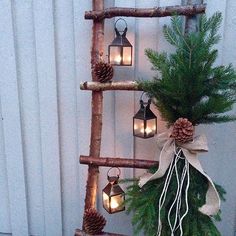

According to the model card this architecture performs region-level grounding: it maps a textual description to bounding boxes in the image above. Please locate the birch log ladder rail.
[75,1,206,235]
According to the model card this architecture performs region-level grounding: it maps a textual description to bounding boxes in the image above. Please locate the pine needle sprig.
[139,12,236,126]
[124,161,226,236]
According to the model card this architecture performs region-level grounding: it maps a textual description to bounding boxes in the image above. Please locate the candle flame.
[140,127,153,135]
[110,199,119,209]
[115,55,122,64]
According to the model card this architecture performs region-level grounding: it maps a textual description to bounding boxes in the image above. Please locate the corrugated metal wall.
[0,0,235,236]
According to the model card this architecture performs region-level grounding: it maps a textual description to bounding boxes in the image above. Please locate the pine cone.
[93,61,114,83]
[83,208,106,235]
[171,118,194,143]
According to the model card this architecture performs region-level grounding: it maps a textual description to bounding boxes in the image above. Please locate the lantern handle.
[140,92,151,105]
[140,91,145,101]
[107,167,121,179]
[114,18,128,34]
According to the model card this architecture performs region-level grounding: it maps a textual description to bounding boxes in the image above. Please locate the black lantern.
[108,18,132,66]
[133,99,157,138]
[102,167,125,214]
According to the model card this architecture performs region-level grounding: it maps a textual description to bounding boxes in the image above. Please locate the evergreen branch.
[163,25,179,46]
[125,161,226,235]
[138,12,236,126]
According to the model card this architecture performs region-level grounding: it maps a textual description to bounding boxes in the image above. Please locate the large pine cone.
[171,118,194,143]
[93,61,114,83]
[83,208,106,235]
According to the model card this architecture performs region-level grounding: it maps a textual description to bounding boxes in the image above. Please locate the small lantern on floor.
[102,167,125,214]
[133,98,157,139]
[108,18,132,66]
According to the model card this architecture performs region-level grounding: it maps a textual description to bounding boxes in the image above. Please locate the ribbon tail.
[139,138,175,188]
[182,149,220,216]
[199,182,220,216]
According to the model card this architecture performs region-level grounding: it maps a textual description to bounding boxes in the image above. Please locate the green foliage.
[124,159,226,236]
[139,12,236,126]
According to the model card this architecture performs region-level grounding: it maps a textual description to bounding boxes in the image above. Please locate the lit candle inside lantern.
[102,173,125,214]
[103,193,121,210]
[133,99,157,138]
[115,55,122,64]
[140,127,153,135]
[110,198,119,209]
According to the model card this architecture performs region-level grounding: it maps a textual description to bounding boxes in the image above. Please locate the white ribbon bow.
[139,131,220,217]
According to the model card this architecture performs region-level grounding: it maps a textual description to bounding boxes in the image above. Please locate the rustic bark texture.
[75,229,127,236]
[80,81,142,91]
[85,4,206,21]
[80,0,205,234]
[182,0,203,33]
[83,0,104,228]
[80,156,158,169]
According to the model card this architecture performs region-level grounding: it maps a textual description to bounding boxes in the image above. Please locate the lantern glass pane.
[122,47,132,65]
[110,194,125,213]
[102,192,110,212]
[146,119,157,137]
[134,118,145,138]
[109,46,122,65]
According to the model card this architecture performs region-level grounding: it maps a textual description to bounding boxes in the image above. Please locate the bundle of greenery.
[125,12,236,236]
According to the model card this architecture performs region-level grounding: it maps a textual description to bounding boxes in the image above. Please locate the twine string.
[157,145,190,236]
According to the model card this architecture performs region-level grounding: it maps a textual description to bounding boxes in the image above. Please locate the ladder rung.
[75,229,128,236]
[80,81,142,91]
[80,155,158,169]
[84,4,206,21]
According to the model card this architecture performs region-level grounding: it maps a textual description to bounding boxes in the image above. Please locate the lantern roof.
[109,27,132,47]
[103,181,125,197]
[133,99,156,120]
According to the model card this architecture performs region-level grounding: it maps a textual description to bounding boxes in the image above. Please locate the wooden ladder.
[75,1,205,235]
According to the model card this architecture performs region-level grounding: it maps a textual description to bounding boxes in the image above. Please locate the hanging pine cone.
[171,118,194,143]
[93,61,114,83]
[83,208,106,235]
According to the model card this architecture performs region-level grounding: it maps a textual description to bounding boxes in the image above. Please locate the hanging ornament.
[83,208,106,235]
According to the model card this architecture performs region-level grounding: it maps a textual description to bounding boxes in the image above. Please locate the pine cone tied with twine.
[171,118,194,143]
[93,61,114,83]
[83,208,106,235]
